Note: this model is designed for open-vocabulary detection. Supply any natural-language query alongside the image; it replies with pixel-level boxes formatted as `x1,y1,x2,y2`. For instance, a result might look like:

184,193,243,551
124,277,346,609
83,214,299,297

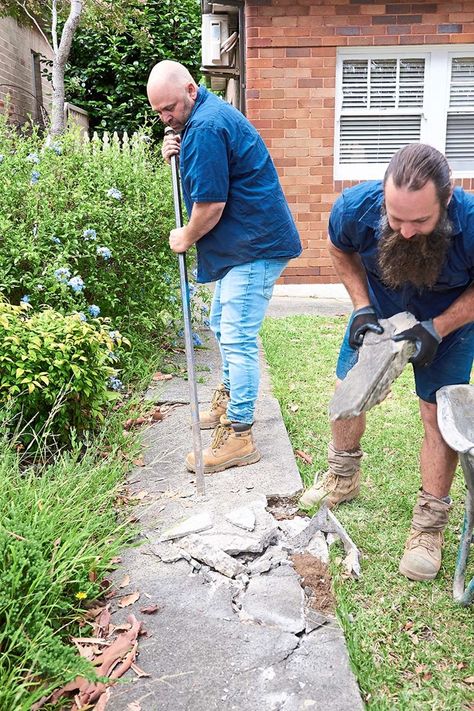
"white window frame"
334,44,474,181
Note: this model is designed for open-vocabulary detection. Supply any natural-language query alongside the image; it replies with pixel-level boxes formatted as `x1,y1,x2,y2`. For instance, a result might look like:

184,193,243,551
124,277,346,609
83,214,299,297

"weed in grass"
261,314,474,711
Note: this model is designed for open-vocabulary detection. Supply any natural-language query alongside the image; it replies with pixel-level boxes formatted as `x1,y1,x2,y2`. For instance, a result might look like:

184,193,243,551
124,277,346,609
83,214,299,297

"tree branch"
15,0,52,50
51,0,58,54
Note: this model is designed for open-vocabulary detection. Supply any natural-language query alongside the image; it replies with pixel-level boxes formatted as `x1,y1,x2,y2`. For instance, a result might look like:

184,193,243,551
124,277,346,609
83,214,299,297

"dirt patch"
291,552,335,614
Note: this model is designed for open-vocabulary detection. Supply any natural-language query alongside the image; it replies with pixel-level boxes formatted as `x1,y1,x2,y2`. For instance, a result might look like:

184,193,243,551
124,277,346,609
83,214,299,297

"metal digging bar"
166,126,205,496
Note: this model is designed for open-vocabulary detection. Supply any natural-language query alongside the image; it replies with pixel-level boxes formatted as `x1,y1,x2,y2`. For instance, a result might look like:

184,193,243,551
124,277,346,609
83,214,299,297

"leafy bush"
65,0,201,139
0,116,183,345
0,299,127,442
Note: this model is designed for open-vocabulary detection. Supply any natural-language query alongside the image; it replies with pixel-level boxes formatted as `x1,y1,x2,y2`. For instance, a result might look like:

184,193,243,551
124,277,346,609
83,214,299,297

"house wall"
245,0,474,284
0,16,53,127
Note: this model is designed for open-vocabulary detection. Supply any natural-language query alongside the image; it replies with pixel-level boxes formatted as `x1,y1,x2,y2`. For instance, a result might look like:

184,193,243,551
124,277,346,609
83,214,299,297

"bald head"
147,61,198,131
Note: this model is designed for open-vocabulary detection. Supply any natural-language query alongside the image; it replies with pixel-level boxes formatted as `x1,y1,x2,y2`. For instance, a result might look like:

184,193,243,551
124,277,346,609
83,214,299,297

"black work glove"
392,319,442,367
349,306,384,349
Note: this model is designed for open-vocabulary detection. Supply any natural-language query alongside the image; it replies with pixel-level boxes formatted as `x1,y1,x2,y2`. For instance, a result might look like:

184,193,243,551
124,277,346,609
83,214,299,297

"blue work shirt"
328,180,474,321
179,86,302,283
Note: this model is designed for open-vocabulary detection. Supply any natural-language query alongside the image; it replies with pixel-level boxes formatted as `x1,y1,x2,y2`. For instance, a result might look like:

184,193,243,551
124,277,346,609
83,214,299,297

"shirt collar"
184,85,208,128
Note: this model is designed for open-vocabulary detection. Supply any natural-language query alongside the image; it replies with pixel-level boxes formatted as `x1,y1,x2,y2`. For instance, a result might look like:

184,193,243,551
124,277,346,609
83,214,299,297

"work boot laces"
210,386,229,412
211,423,231,450
408,529,439,553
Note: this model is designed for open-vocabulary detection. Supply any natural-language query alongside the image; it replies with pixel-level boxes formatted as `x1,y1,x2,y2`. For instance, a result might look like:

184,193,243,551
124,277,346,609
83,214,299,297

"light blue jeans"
210,258,289,424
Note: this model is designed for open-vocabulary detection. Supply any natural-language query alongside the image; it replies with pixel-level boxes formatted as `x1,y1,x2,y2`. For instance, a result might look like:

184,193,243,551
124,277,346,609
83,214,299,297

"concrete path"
108,290,362,711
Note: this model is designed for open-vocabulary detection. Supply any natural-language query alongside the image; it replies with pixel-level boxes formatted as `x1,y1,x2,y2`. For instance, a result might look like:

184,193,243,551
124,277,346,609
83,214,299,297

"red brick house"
201,1,474,284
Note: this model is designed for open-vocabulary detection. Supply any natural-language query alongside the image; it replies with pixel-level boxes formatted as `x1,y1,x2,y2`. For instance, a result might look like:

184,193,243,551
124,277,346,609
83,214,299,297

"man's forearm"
433,284,474,338
328,239,371,309
186,202,226,244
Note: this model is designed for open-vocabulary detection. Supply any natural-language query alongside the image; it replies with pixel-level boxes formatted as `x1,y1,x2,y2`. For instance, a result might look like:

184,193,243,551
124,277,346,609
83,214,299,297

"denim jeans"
210,258,289,424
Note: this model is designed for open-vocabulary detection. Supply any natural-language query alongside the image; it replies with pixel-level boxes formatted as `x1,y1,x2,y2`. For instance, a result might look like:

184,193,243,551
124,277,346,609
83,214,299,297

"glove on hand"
392,319,441,367
349,306,384,349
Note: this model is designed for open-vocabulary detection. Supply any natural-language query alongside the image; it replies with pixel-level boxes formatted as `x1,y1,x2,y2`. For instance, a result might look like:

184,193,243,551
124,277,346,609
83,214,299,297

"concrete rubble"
108,293,364,711
329,310,417,420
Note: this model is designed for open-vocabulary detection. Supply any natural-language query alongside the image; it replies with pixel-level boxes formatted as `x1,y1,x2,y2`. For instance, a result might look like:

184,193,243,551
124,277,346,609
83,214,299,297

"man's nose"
399,223,417,239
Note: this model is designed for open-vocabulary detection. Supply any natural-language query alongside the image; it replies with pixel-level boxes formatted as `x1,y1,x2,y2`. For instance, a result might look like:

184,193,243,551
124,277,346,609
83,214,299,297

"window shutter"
339,58,425,165
445,58,474,170
339,116,421,163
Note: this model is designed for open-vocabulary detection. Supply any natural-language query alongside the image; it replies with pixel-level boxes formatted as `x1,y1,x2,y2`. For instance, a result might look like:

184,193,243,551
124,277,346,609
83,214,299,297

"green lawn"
261,314,474,711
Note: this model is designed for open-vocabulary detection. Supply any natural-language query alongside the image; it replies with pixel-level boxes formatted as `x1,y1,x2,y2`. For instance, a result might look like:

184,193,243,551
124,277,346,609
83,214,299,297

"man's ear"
187,83,198,100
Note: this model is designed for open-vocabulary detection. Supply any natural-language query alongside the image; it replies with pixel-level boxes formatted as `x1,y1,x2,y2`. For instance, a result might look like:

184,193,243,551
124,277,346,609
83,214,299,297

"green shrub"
0,299,127,442
0,117,183,345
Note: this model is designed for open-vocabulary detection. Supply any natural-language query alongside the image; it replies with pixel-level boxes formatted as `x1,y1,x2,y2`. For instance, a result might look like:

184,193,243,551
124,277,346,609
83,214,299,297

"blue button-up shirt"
329,180,474,321
179,87,302,283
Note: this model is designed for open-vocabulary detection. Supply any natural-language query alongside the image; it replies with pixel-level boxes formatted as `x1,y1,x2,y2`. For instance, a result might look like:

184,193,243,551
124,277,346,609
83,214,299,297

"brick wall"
245,0,474,284
0,17,53,127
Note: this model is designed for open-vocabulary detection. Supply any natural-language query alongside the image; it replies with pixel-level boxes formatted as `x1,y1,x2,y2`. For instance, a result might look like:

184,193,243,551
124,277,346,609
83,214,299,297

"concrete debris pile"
147,499,358,637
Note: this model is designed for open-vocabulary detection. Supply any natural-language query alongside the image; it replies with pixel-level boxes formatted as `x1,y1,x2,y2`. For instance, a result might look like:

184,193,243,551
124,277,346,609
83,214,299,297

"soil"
290,552,336,614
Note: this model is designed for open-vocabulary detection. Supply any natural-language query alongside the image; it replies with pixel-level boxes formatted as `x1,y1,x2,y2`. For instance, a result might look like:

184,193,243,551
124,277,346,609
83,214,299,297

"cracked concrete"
108,293,363,710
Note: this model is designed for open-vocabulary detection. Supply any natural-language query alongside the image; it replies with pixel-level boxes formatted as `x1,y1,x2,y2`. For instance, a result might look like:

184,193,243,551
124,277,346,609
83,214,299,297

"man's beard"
377,211,452,290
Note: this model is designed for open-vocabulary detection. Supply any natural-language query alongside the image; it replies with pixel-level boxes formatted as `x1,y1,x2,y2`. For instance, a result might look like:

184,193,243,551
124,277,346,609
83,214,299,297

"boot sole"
398,561,438,581
199,422,220,430
186,450,261,474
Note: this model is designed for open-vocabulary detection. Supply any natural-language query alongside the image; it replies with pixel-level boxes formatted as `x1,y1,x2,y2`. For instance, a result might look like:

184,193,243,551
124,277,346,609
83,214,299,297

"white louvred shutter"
445,57,474,170
339,58,425,165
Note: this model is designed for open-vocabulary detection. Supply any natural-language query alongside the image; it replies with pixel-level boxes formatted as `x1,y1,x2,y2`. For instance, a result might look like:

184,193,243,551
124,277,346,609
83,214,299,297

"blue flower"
77,312,87,321
50,143,62,155
88,304,100,318
188,283,196,298
97,246,112,260
51,235,61,244
177,328,184,338
107,187,122,200
54,267,71,283
201,304,209,314
203,317,210,328
83,228,97,241
108,351,118,362
192,332,202,347
0,154,4,163
108,330,117,341
21,295,30,303
108,376,123,391
192,268,198,279
26,152,40,164
36,284,45,291
68,276,85,293
30,170,40,184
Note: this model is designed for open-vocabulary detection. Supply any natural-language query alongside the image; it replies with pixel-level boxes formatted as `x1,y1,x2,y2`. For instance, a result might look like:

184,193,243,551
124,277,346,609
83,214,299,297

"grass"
261,314,474,711
0,403,144,710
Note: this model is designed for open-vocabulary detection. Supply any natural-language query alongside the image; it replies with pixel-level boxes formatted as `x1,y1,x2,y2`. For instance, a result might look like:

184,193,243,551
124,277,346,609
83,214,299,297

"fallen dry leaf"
119,574,130,589
139,604,159,615
151,408,163,421
118,591,140,608
295,449,313,465
133,457,145,467
131,662,150,678
463,676,474,685
289,403,299,412
127,702,142,711
152,371,173,381
130,490,148,501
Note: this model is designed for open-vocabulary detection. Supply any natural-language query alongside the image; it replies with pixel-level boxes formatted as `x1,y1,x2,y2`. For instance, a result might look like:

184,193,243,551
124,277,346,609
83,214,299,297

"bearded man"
301,143,474,582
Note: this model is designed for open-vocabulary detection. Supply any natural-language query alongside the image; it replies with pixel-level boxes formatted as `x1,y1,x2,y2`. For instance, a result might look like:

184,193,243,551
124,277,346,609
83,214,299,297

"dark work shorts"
336,313,474,404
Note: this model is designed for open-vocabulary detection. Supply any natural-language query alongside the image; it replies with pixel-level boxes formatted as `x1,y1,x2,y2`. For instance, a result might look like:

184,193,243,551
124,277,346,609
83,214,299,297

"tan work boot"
399,491,451,581
199,384,230,430
186,421,261,474
299,442,362,509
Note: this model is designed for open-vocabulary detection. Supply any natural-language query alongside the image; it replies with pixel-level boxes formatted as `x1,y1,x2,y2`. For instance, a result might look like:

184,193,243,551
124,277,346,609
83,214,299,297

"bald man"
148,61,302,474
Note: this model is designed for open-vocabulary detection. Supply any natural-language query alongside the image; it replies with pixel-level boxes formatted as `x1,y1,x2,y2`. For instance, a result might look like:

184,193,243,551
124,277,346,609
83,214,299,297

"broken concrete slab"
307,530,329,564
329,311,417,421
178,534,247,579
248,544,289,575
200,501,279,555
239,566,305,634
159,511,213,541
225,504,256,532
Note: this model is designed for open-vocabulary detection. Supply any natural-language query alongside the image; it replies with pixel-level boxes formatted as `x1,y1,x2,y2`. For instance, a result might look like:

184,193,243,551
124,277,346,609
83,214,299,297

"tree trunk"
50,0,83,135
